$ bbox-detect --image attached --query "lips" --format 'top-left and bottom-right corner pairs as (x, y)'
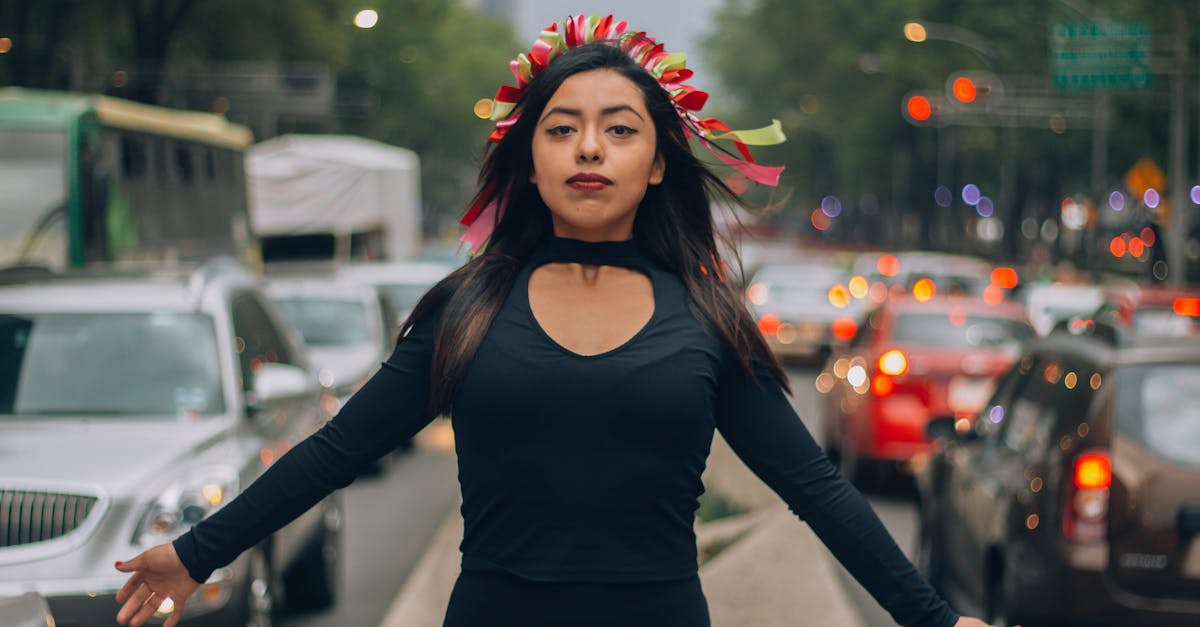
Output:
(566, 173), (613, 185)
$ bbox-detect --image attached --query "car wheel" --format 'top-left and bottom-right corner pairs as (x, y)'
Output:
(283, 500), (342, 611)
(240, 545), (274, 627)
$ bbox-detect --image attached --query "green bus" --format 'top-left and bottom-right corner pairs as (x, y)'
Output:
(0, 88), (260, 271)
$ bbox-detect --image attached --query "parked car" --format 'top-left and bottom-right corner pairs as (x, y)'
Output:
(1092, 283), (1200, 338)
(0, 260), (341, 626)
(853, 250), (993, 297)
(820, 296), (1035, 484)
(0, 592), (55, 627)
(745, 261), (864, 364)
(915, 329), (1200, 626)
(337, 260), (457, 321)
(1018, 281), (1105, 336)
(266, 277), (397, 407)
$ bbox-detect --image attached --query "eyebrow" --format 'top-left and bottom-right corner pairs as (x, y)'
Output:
(539, 105), (645, 123)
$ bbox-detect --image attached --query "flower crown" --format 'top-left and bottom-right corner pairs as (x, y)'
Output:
(461, 14), (786, 254)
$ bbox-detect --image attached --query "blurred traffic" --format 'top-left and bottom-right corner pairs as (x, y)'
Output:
(4, 1), (1200, 626)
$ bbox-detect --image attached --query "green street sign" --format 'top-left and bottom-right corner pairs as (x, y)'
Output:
(1050, 21), (1152, 90)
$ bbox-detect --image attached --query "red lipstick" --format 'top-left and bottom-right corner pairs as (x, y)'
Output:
(566, 172), (612, 191)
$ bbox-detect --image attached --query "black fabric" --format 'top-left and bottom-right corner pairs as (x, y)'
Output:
(442, 570), (709, 627)
(173, 235), (959, 627)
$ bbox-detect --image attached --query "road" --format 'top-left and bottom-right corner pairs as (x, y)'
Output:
(277, 428), (459, 627)
(785, 366), (921, 627)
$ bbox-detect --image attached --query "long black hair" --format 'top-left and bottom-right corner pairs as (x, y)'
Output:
(403, 39), (788, 415)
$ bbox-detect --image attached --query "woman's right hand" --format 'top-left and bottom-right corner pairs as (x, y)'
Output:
(114, 543), (200, 627)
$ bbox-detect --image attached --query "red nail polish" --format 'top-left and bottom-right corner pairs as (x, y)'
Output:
(115, 561), (123, 567)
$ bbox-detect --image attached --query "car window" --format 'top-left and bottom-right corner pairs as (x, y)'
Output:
(892, 312), (1035, 349)
(1115, 362), (1200, 468)
(274, 297), (373, 347)
(232, 294), (296, 392)
(974, 356), (1033, 440)
(0, 312), (223, 417)
(377, 283), (432, 318)
(996, 357), (1096, 456)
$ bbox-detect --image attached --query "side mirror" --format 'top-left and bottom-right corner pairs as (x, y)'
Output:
(247, 362), (312, 414)
(925, 415), (960, 442)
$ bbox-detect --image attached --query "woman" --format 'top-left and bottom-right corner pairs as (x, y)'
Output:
(116, 15), (996, 627)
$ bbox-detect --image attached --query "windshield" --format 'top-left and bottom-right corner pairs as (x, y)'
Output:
(0, 313), (224, 417)
(0, 129), (69, 270)
(1116, 363), (1200, 468)
(891, 312), (1035, 349)
(274, 297), (373, 347)
(377, 283), (432, 317)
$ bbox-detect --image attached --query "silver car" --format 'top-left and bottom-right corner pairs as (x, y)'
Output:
(0, 260), (340, 626)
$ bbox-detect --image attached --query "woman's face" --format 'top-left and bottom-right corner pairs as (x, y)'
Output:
(530, 69), (665, 241)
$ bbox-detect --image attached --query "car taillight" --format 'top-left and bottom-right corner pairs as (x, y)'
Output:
(878, 349), (908, 376)
(1063, 450), (1111, 542)
(758, 313), (781, 336)
(832, 317), (857, 341)
(871, 373), (894, 396)
(1173, 297), (1200, 317)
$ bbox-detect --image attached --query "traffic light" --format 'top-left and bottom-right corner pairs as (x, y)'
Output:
(945, 71), (1002, 105)
(901, 91), (942, 126)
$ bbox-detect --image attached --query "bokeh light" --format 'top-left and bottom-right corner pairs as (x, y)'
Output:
(1110, 236), (1126, 257)
(354, 9), (379, 28)
(948, 306), (967, 327)
(983, 284), (1004, 305)
(1140, 226), (1156, 246)
(1144, 188), (1160, 208)
(848, 275), (869, 299)
(876, 254), (899, 277)
(961, 184), (981, 205)
(1192, 185), (1200, 205)
(904, 22), (928, 42)
(747, 283), (768, 306)
(912, 278), (935, 302)
(991, 267), (1018, 289)
(1128, 237), (1145, 258)
(821, 195), (843, 217)
(832, 317), (858, 341)
(828, 285), (851, 308)
(869, 281), (888, 303)
(810, 208), (832, 231)
(976, 196), (994, 217)
(1108, 190), (1125, 211)
(934, 185), (952, 208)
(0, 38), (11, 54)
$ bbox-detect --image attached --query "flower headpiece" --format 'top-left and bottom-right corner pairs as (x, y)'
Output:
(461, 14), (786, 254)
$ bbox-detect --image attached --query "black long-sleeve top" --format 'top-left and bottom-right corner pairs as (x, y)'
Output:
(173, 235), (959, 627)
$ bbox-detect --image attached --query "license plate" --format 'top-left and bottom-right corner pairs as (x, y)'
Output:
(948, 376), (993, 413)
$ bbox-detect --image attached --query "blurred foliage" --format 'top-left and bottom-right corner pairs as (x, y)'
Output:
(0, 0), (520, 228)
(705, 0), (1195, 259)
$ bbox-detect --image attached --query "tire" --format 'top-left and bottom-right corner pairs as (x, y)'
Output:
(238, 545), (274, 627)
(283, 500), (342, 611)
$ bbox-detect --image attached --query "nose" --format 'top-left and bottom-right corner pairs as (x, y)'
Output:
(576, 127), (603, 163)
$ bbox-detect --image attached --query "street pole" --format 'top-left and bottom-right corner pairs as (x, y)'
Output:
(1168, 4), (1189, 286)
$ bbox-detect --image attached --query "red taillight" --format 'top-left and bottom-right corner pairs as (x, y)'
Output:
(878, 349), (908, 376)
(871, 373), (894, 396)
(1074, 452), (1112, 489)
(758, 313), (781, 336)
(1173, 297), (1200, 317)
(1064, 450), (1111, 542)
(832, 317), (858, 341)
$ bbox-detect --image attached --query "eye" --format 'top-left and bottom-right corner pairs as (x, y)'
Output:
(545, 125), (574, 137)
(609, 125), (637, 137)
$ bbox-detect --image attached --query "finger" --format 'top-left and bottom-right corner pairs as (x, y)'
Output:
(115, 586), (152, 625)
(162, 602), (186, 627)
(115, 572), (143, 604)
(129, 593), (163, 627)
(115, 553), (145, 572)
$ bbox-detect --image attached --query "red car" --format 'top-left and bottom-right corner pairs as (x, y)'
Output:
(820, 296), (1036, 484)
(1092, 284), (1200, 338)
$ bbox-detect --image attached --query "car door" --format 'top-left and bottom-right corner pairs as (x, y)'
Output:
(231, 291), (324, 560)
(942, 353), (1044, 605)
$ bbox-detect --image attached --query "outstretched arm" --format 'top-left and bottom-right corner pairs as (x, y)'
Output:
(714, 360), (970, 627)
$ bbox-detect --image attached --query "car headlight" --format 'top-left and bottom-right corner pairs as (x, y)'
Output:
(134, 466), (239, 545)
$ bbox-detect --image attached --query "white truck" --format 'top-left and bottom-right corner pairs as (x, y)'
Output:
(247, 134), (421, 263)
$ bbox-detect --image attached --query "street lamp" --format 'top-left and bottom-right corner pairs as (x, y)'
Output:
(354, 9), (379, 29)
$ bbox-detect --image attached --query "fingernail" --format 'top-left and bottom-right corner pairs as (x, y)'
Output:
(115, 561), (123, 567)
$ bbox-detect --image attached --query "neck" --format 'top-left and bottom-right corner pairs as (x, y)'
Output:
(551, 220), (634, 243)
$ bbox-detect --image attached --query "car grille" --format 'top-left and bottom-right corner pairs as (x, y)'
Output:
(0, 489), (99, 548)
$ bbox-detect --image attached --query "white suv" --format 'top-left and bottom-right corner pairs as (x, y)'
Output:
(0, 259), (340, 626)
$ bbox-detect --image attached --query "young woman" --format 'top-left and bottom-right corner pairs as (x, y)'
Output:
(116, 15), (996, 627)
